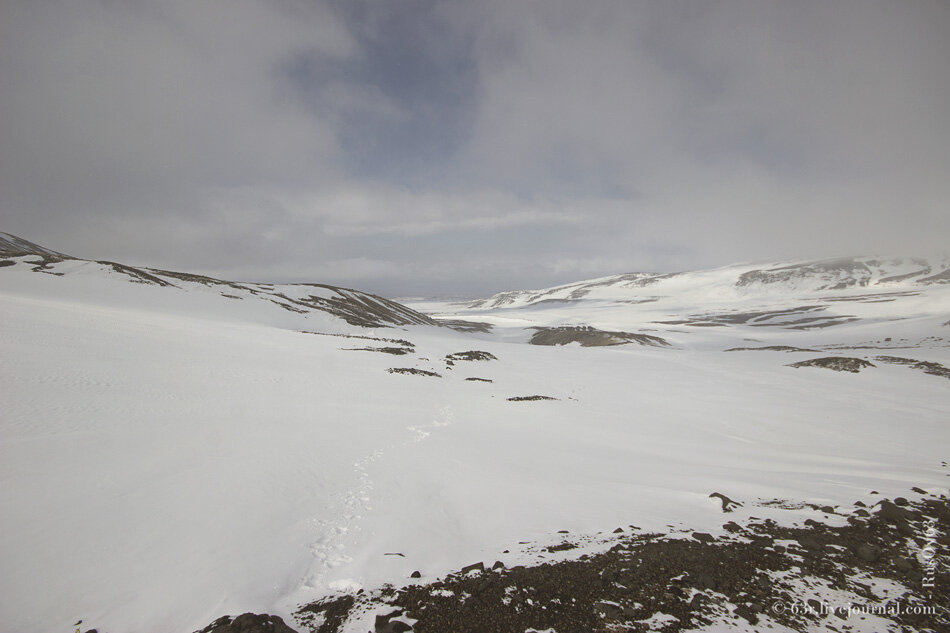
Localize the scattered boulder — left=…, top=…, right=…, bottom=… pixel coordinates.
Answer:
left=507, top=395, right=558, bottom=401
left=410, top=571, right=421, bottom=578
left=595, top=600, right=623, bottom=620
left=688, top=572, right=717, bottom=591
left=692, top=532, right=715, bottom=543
left=894, top=557, right=914, bottom=572
left=855, top=544, right=881, bottom=563
left=877, top=499, right=911, bottom=523
left=375, top=610, right=412, bottom=633
left=460, top=562, right=485, bottom=574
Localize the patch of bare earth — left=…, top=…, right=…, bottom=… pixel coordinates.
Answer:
left=291, top=492, right=948, bottom=633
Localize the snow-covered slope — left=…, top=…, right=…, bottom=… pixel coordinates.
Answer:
left=0, top=239, right=437, bottom=331
left=1, top=237, right=948, bottom=633
left=463, top=256, right=950, bottom=310
left=0, top=231, right=68, bottom=257
left=409, top=255, right=950, bottom=352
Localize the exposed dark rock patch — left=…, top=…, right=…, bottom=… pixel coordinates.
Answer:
left=434, top=319, right=494, bottom=333
left=445, top=351, right=498, bottom=362
left=303, top=332, right=414, bottom=348
left=659, top=305, right=859, bottom=330
left=342, top=347, right=414, bottom=356
left=919, top=268, right=950, bottom=284
left=529, top=326, right=669, bottom=348
left=545, top=541, right=578, bottom=552
left=736, top=258, right=872, bottom=289
left=788, top=356, right=875, bottom=373
left=876, top=355, right=950, bottom=380
left=709, top=492, right=742, bottom=512
left=464, top=377, right=493, bottom=383
left=196, top=613, right=299, bottom=633
left=507, top=395, right=558, bottom=401
left=387, top=368, right=441, bottom=378
left=296, top=595, right=355, bottom=633
left=724, top=345, right=818, bottom=352
left=0, top=232, right=70, bottom=257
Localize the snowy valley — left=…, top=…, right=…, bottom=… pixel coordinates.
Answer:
left=1, top=234, right=948, bottom=633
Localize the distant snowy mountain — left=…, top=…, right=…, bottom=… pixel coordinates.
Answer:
left=464, top=256, right=950, bottom=310
left=406, top=254, right=950, bottom=353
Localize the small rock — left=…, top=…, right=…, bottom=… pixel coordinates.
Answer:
left=491, top=560, right=505, bottom=570
left=735, top=604, right=759, bottom=624
left=877, top=500, right=909, bottom=523
left=595, top=601, right=623, bottom=620
left=820, top=505, right=834, bottom=514
left=854, top=500, right=866, bottom=507
left=688, top=572, right=717, bottom=591
left=375, top=610, right=406, bottom=633
left=692, top=532, right=715, bottom=543
left=797, top=536, right=822, bottom=552
left=894, top=497, right=909, bottom=506
left=199, top=613, right=299, bottom=633
left=911, top=486, right=927, bottom=494
left=855, top=544, right=881, bottom=563
left=723, top=521, right=742, bottom=532
left=710, top=492, right=741, bottom=512
left=894, top=557, right=914, bottom=572
left=410, top=571, right=421, bottom=578
left=854, top=509, right=870, bottom=517
left=613, top=527, right=624, bottom=534
left=460, top=562, right=485, bottom=574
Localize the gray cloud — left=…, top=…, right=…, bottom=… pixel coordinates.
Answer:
left=1, top=0, right=947, bottom=296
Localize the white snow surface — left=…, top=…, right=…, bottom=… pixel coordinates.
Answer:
left=1, top=252, right=949, bottom=633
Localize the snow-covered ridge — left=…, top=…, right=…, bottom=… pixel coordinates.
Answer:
left=465, top=256, right=950, bottom=310
left=0, top=231, right=67, bottom=257
left=0, top=233, right=436, bottom=330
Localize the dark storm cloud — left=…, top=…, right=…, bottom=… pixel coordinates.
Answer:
left=1, top=1, right=947, bottom=296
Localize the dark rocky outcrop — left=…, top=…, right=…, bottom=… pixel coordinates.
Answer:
left=529, top=326, right=669, bottom=347
left=195, top=613, right=298, bottom=633
left=788, top=356, right=875, bottom=373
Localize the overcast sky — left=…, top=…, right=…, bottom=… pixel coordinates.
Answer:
left=1, top=1, right=948, bottom=296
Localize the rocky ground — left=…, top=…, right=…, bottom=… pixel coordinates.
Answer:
left=215, top=490, right=950, bottom=633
